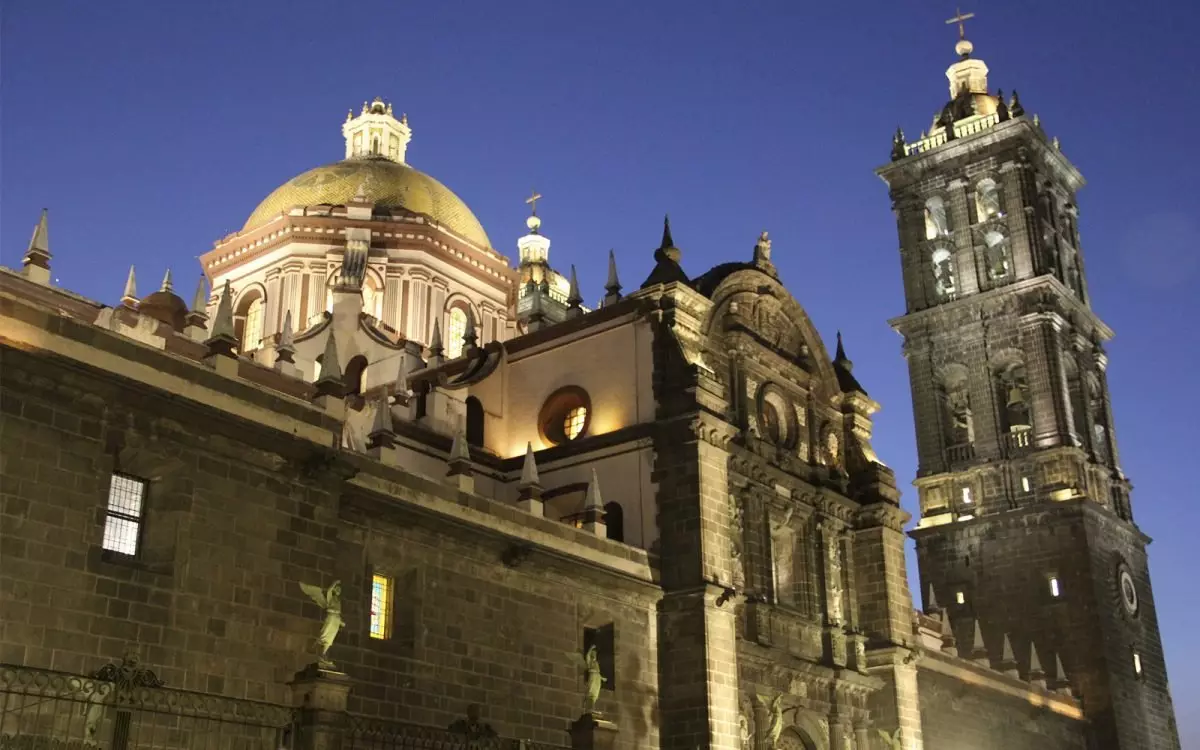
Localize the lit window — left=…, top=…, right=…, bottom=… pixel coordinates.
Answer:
left=1133, top=651, right=1143, bottom=676
left=564, top=406, right=587, bottom=440
left=242, top=297, right=264, bottom=352
left=1021, top=476, right=1032, bottom=493
left=955, top=590, right=966, bottom=605
left=102, top=474, right=146, bottom=556
left=1049, top=577, right=1061, bottom=597
left=446, top=307, right=468, bottom=359
left=370, top=574, right=392, bottom=640
left=961, top=487, right=973, bottom=504
left=958, top=513, right=974, bottom=521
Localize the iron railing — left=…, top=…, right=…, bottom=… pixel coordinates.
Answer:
left=344, top=715, right=569, bottom=750
left=0, top=663, right=294, bottom=750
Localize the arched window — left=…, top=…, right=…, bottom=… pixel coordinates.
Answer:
left=998, top=364, right=1032, bottom=433
left=371, top=136, right=380, bottom=155
left=931, top=246, right=958, bottom=299
left=241, top=297, right=265, bottom=352
left=465, top=397, right=485, bottom=447
left=924, top=196, right=949, bottom=239
left=975, top=177, right=1002, bottom=221
left=603, top=502, right=624, bottom=543
left=344, top=355, right=368, bottom=396
left=984, top=230, right=1012, bottom=281
left=446, top=307, right=468, bottom=359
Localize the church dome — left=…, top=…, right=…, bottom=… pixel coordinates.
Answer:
left=243, top=157, right=492, bottom=249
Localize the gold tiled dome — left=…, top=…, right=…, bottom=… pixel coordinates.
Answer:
left=243, top=157, right=491, bottom=249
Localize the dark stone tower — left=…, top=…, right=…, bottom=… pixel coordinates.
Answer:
left=877, top=31, right=1181, bottom=750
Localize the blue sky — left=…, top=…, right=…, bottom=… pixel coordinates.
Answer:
left=3, top=0, right=1197, bottom=743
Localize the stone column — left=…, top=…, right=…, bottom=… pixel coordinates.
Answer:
left=289, top=663, right=352, bottom=750
left=1020, top=312, right=1070, bottom=449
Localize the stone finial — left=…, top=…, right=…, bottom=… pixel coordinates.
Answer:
left=121, top=266, right=139, bottom=308
left=22, top=208, right=51, bottom=283
left=939, top=610, right=958, bottom=656
left=394, top=351, right=413, bottom=399
left=276, top=310, right=296, bottom=365
left=517, top=442, right=544, bottom=516
left=970, top=620, right=989, bottom=665
left=1052, top=136, right=1061, bottom=151
left=314, top=331, right=346, bottom=398
left=996, top=89, right=1010, bottom=122
left=446, top=431, right=474, bottom=492
left=1009, top=90, right=1025, bottom=117
left=566, top=265, right=583, bottom=319
left=1052, top=654, right=1072, bottom=696
left=579, top=469, right=607, bottom=537
left=367, top=395, right=397, bottom=450
left=427, top=320, right=445, bottom=368
left=602, top=250, right=622, bottom=306
left=160, top=269, right=173, bottom=293
left=1028, top=642, right=1048, bottom=690
left=204, top=280, right=238, bottom=358
left=184, top=276, right=209, bottom=338
left=997, top=633, right=1019, bottom=677
left=835, top=331, right=852, bottom=371
left=660, top=214, right=675, bottom=254
left=462, top=306, right=479, bottom=354
left=925, top=583, right=939, bottom=613
left=890, top=127, right=906, bottom=161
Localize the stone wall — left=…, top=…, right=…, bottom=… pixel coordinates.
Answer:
left=0, top=343, right=659, bottom=749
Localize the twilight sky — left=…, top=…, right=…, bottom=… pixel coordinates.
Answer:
left=2, top=0, right=1197, bottom=742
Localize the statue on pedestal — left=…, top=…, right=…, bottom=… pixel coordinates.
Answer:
left=581, top=645, right=607, bottom=713
left=299, top=580, right=344, bottom=668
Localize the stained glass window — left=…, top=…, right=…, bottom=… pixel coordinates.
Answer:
left=102, top=474, right=146, bottom=556
left=564, top=406, right=587, bottom=440
left=370, top=574, right=391, bottom=640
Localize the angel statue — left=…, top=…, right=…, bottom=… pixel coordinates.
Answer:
left=299, top=580, right=344, bottom=667
left=877, top=727, right=902, bottom=750
left=581, top=645, right=607, bottom=714
left=755, top=693, right=787, bottom=748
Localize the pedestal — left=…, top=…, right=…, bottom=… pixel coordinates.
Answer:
left=289, top=663, right=352, bottom=750
left=569, top=712, right=618, bottom=750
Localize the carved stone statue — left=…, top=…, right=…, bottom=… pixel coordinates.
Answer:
left=932, top=253, right=957, bottom=297
left=877, top=727, right=903, bottom=750
left=739, top=709, right=753, bottom=750
left=985, top=236, right=1011, bottom=279
left=582, top=645, right=606, bottom=713
left=769, top=505, right=795, bottom=537
left=947, top=390, right=974, bottom=445
left=756, top=693, right=787, bottom=748
left=299, top=580, right=344, bottom=667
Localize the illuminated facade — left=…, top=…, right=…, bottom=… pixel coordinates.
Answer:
left=0, top=28, right=1178, bottom=750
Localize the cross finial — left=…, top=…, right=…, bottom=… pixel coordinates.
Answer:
left=945, top=8, right=975, bottom=40
left=525, top=189, right=543, bottom=216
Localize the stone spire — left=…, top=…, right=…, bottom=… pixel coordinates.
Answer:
left=446, top=430, right=474, bottom=492
left=158, top=269, right=173, bottom=293
left=925, top=583, right=939, bottom=613
left=183, top=276, right=209, bottom=339
left=22, top=209, right=51, bottom=284
left=890, top=127, right=907, bottom=162
left=461, top=306, right=479, bottom=354
left=204, top=280, right=238, bottom=359
left=427, top=320, right=446, bottom=368
left=314, top=331, right=346, bottom=398
left=517, top=442, right=543, bottom=516
left=275, top=310, right=296, bottom=366
left=1028, top=642, right=1048, bottom=690
left=579, top=469, right=607, bottom=537
left=970, top=619, right=989, bottom=665
left=832, top=331, right=867, bottom=395
left=367, top=394, right=397, bottom=450
left=1052, top=654, right=1072, bottom=696
left=640, top=215, right=689, bottom=288
left=939, top=610, right=958, bottom=656
left=997, top=632, right=1019, bottom=677
left=565, top=265, right=583, bottom=319
left=121, top=266, right=139, bottom=308
left=1009, top=90, right=1025, bottom=117
left=602, top=250, right=622, bottom=306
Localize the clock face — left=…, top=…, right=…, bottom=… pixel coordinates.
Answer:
left=1119, top=567, right=1139, bottom=616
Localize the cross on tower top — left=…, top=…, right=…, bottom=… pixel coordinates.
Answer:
left=525, top=190, right=543, bottom=216
left=945, top=8, right=975, bottom=40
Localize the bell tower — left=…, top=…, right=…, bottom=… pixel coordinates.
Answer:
left=878, top=22, right=1180, bottom=750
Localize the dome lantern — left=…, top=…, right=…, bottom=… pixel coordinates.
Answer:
left=342, top=97, right=412, bottom=163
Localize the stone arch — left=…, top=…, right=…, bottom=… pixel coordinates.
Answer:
left=344, top=354, right=369, bottom=396
left=776, top=727, right=820, bottom=750
left=973, top=175, right=1003, bottom=221
left=465, top=396, right=485, bottom=447
left=232, top=282, right=268, bottom=353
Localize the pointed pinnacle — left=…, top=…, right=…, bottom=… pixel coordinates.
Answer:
left=926, top=583, right=939, bottom=611
left=462, top=306, right=478, bottom=349
left=1054, top=654, right=1068, bottom=681
left=318, top=330, right=343, bottom=381
left=972, top=620, right=986, bottom=651
left=1001, top=632, right=1016, bottom=662
left=429, top=319, right=444, bottom=354
left=27, top=209, right=50, bottom=256
left=605, top=250, right=621, bottom=293
left=190, top=277, right=208, bottom=314
left=583, top=468, right=603, bottom=510
left=278, top=310, right=295, bottom=348
left=567, top=265, right=583, bottom=307
left=122, top=266, right=138, bottom=304
left=370, top=394, right=394, bottom=436
left=160, top=269, right=173, bottom=293
left=520, top=442, right=540, bottom=486
left=1029, top=642, right=1044, bottom=675
left=209, top=280, right=236, bottom=340
left=660, top=214, right=674, bottom=249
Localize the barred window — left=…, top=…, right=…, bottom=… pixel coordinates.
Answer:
left=370, top=574, right=392, bottom=639
left=102, top=474, right=146, bottom=556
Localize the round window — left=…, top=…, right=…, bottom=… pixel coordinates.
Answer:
left=1118, top=564, right=1138, bottom=617
left=539, top=386, right=591, bottom=446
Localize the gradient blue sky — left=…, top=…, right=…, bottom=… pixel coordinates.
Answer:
left=3, top=1, right=1197, bottom=742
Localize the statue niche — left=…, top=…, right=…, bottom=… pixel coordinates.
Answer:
left=924, top=196, right=950, bottom=239
left=998, top=365, right=1032, bottom=433
left=974, top=177, right=1002, bottom=221
left=983, top=230, right=1012, bottom=281
left=930, top=245, right=958, bottom=300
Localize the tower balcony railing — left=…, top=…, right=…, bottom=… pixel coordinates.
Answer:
left=944, top=442, right=976, bottom=465
left=1002, top=428, right=1033, bottom=457
left=905, top=112, right=1001, bottom=156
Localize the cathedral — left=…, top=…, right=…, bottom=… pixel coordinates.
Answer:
left=0, top=23, right=1181, bottom=750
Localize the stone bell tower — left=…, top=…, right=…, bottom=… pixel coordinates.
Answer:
left=878, top=21, right=1180, bottom=750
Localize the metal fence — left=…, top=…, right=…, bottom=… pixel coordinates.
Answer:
left=0, top=662, right=294, bottom=750
left=344, top=714, right=568, bottom=750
